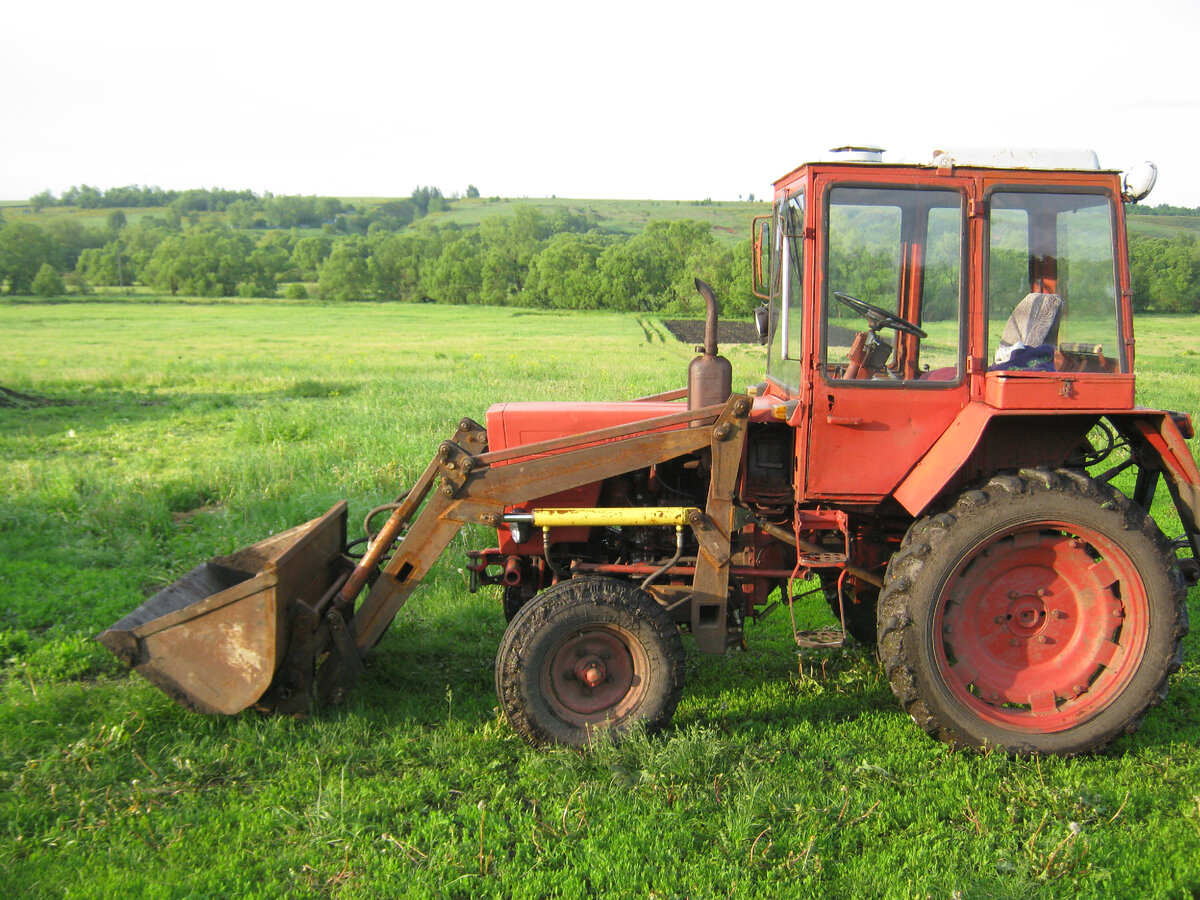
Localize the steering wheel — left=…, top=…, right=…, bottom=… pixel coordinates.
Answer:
left=833, top=292, right=927, bottom=338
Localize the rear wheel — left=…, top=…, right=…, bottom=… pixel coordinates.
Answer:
left=879, top=469, right=1188, bottom=755
left=495, top=577, right=686, bottom=747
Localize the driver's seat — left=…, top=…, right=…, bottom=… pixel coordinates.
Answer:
left=994, top=292, right=1062, bottom=369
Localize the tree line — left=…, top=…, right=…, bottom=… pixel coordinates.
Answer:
left=1130, top=203, right=1200, bottom=217
left=27, top=184, right=466, bottom=233
left=0, top=200, right=752, bottom=316
left=3, top=191, right=1199, bottom=315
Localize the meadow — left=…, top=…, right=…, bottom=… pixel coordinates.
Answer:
left=1, top=300, right=1198, bottom=898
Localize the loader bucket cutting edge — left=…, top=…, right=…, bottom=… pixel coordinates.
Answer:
left=97, top=502, right=349, bottom=715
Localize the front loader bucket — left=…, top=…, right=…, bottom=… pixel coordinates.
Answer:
left=97, top=502, right=348, bottom=714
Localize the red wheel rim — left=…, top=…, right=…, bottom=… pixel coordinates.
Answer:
left=541, top=625, right=647, bottom=727
left=935, top=523, right=1150, bottom=733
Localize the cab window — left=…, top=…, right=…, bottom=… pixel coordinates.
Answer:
left=987, top=190, right=1123, bottom=373
left=823, top=186, right=964, bottom=383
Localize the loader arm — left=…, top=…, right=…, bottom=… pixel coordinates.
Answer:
left=351, top=395, right=751, bottom=652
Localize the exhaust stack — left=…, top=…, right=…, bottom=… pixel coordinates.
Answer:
left=688, top=278, right=733, bottom=411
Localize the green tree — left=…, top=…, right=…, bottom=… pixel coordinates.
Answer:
left=75, top=184, right=103, bottom=209
left=596, top=233, right=671, bottom=310
left=317, top=240, right=370, bottom=301
left=465, top=184, right=480, bottom=199
left=44, top=218, right=102, bottom=271
left=426, top=236, right=482, bottom=303
left=369, top=227, right=450, bottom=301
left=1130, top=235, right=1200, bottom=312
left=30, top=190, right=56, bottom=213
left=523, top=232, right=611, bottom=308
left=292, top=235, right=334, bottom=280
left=142, top=226, right=255, bottom=296
left=248, top=244, right=289, bottom=296
left=76, top=243, right=128, bottom=286
left=32, top=263, right=65, bottom=297
left=0, top=221, right=56, bottom=294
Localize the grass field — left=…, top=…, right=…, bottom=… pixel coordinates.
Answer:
left=1, top=301, right=1198, bottom=898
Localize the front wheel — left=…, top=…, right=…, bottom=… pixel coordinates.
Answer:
left=495, top=577, right=686, bottom=747
left=878, top=469, right=1188, bottom=755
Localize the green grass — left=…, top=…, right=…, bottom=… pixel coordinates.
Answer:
left=1126, top=213, right=1200, bottom=240
left=1, top=301, right=1198, bottom=898
left=434, top=197, right=769, bottom=244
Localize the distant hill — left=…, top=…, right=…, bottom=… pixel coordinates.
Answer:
left=4, top=194, right=1196, bottom=245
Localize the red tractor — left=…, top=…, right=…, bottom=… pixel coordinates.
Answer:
left=101, top=147, right=1197, bottom=756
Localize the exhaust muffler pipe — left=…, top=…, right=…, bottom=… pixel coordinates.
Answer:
left=688, top=278, right=733, bottom=411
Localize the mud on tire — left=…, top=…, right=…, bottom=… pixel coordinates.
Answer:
left=495, top=576, right=686, bottom=747
left=878, top=468, right=1189, bottom=755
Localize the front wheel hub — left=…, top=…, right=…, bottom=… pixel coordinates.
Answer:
left=576, top=658, right=607, bottom=687
left=544, top=625, right=643, bottom=719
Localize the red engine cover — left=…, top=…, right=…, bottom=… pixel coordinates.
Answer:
left=485, top=401, right=684, bottom=551
left=485, top=401, right=684, bottom=452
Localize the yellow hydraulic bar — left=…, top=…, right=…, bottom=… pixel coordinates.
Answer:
left=511, top=507, right=700, bottom=527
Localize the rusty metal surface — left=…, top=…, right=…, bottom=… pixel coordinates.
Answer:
left=691, top=397, right=750, bottom=653
left=97, top=503, right=348, bottom=714
left=632, top=387, right=688, bottom=402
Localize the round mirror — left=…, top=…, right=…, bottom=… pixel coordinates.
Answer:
left=1122, top=161, right=1158, bottom=202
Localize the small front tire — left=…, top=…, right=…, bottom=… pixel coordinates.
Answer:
left=495, top=577, right=686, bottom=747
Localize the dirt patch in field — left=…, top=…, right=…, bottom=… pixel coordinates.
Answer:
left=662, top=320, right=762, bottom=345
left=0, top=385, right=69, bottom=409
left=662, top=320, right=860, bottom=346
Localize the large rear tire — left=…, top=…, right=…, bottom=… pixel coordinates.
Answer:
left=878, top=469, right=1188, bottom=755
left=495, top=577, right=686, bottom=747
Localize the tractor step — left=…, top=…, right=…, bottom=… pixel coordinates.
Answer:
left=798, top=551, right=848, bottom=567
left=793, top=628, right=846, bottom=650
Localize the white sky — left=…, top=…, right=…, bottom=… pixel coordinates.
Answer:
left=4, top=0, right=1200, bottom=206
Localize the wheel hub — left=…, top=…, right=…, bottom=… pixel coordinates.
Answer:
left=1004, top=594, right=1048, bottom=638
left=544, top=626, right=641, bottom=719
left=575, top=657, right=607, bottom=687
left=938, top=526, right=1148, bottom=731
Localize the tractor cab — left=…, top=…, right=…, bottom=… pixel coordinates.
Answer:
left=752, top=146, right=1142, bottom=505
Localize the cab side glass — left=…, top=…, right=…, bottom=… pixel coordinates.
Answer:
left=987, top=191, right=1123, bottom=373
left=766, top=192, right=804, bottom=390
